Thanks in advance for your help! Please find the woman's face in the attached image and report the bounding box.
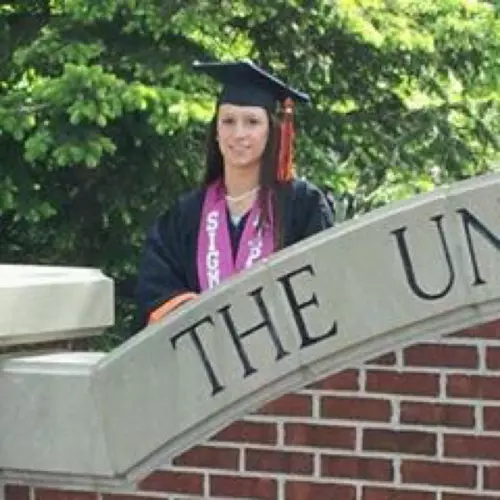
[216,104,269,173]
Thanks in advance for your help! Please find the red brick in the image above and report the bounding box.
[366,352,397,365]
[401,460,476,487]
[404,344,478,369]
[212,420,277,445]
[366,370,439,396]
[484,465,500,490]
[245,448,313,475]
[441,494,500,500]
[484,406,500,430]
[286,481,356,500]
[102,495,160,500]
[307,368,359,390]
[35,490,97,500]
[285,423,356,449]
[447,374,500,400]
[139,470,203,495]
[321,396,391,422]
[450,319,500,339]
[173,445,239,469]
[487,346,500,370]
[210,474,276,499]
[363,486,436,500]
[363,429,436,456]
[321,455,392,481]
[400,401,475,428]
[4,486,29,500]
[444,435,500,460]
[256,393,312,416]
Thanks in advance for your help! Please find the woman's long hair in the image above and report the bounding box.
[203,107,286,249]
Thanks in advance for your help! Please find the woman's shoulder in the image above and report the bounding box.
[154,186,205,231]
[283,177,334,222]
[285,177,327,201]
[176,185,206,211]
[166,186,204,214]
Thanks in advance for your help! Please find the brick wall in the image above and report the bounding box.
[5,320,500,500]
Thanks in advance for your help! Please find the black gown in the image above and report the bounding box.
[135,178,334,329]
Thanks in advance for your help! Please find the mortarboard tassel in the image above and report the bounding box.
[278,97,296,182]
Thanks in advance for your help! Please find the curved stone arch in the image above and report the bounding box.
[2,172,500,489]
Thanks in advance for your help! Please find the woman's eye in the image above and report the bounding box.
[247,117,260,125]
[221,117,234,125]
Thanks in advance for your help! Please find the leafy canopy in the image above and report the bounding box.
[1,0,498,343]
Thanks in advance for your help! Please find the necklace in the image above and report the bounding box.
[225,186,260,203]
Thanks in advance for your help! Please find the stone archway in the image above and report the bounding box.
[2,173,500,492]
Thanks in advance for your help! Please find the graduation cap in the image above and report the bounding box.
[192,59,310,110]
[193,59,310,182]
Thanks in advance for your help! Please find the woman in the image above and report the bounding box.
[136,60,333,328]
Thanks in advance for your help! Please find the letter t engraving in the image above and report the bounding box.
[170,316,225,396]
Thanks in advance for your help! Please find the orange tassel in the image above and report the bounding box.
[278,97,296,182]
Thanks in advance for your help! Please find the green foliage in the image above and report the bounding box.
[1,0,498,346]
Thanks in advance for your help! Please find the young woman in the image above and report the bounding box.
[136,60,333,327]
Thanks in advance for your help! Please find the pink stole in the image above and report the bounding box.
[197,181,274,291]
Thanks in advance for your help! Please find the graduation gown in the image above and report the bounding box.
[135,178,334,328]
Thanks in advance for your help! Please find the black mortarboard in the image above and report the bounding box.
[192,59,310,110]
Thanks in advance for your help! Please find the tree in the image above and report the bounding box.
[1,0,498,344]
